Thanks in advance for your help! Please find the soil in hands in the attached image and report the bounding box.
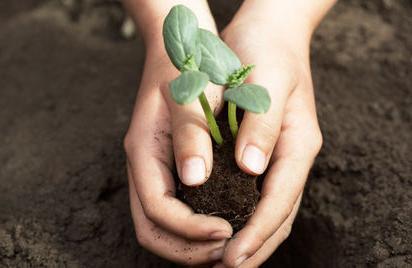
[177,107,260,232]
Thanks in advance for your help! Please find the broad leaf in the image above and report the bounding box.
[170,71,209,104]
[224,84,271,113]
[163,5,201,70]
[198,29,241,85]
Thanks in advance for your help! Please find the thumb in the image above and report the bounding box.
[171,83,223,186]
[235,68,297,175]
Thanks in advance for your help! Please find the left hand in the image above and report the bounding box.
[214,14,323,268]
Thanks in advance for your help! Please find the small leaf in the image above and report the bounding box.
[170,71,209,104]
[224,84,271,113]
[163,5,201,70]
[227,64,255,88]
[198,29,241,85]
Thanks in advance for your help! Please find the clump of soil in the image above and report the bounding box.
[178,109,259,232]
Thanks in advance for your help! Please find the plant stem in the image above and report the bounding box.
[198,92,223,145]
[228,101,238,138]
[227,65,254,139]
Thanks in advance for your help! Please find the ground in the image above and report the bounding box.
[0,1,411,267]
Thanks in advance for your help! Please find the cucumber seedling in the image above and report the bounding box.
[163,5,223,145]
[163,5,271,143]
[197,29,271,138]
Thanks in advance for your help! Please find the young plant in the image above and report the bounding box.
[163,5,270,144]
[163,5,223,145]
[197,29,271,138]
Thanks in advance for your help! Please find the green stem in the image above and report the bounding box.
[198,92,223,145]
[227,65,255,140]
[228,101,238,138]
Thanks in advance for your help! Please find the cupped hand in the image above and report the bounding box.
[124,43,233,265]
[215,20,323,268]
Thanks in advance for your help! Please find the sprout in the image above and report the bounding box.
[163,5,223,145]
[197,28,271,138]
[163,5,271,143]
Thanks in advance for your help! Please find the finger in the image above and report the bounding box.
[125,86,232,241]
[128,173,227,266]
[213,195,302,268]
[127,153,232,241]
[235,66,297,175]
[222,89,322,267]
[221,158,309,267]
[238,194,302,268]
[170,82,223,186]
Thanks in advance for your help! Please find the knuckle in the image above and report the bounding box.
[178,224,193,238]
[309,128,323,156]
[179,218,206,240]
[281,208,293,225]
[292,127,323,160]
[123,132,134,155]
[135,229,150,248]
[141,201,160,223]
[259,119,278,140]
[254,231,267,248]
[262,58,299,93]
[173,121,194,141]
[252,118,278,147]
[281,224,293,241]
[286,203,295,217]
[247,222,267,249]
[263,192,295,221]
[173,117,208,145]
[278,201,295,222]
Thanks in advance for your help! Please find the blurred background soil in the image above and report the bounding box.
[0,0,411,267]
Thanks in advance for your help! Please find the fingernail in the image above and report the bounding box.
[181,156,206,186]
[213,262,226,268]
[241,145,266,174]
[209,247,225,261]
[234,255,248,267]
[210,230,232,240]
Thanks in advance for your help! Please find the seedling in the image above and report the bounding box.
[163,5,223,145]
[163,5,270,143]
[197,29,271,137]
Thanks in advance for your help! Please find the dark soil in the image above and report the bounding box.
[178,112,259,233]
[0,0,411,267]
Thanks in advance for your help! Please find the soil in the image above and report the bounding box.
[0,0,411,267]
[178,111,259,233]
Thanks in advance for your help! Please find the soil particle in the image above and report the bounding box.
[0,229,15,258]
[372,242,390,261]
[377,256,411,268]
[65,206,103,242]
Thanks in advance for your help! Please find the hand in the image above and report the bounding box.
[214,13,323,268]
[123,1,237,265]
[124,42,232,265]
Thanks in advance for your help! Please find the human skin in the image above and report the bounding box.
[122,0,336,267]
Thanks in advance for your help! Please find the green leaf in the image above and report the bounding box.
[198,29,241,85]
[224,84,271,113]
[227,64,255,88]
[163,5,201,70]
[170,71,209,104]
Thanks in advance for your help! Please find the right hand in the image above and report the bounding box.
[124,40,232,265]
